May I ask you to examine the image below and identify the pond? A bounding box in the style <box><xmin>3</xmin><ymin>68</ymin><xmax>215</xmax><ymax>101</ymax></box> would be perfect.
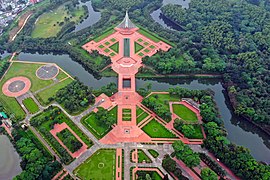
<box><xmin>17</xmin><ymin>52</ymin><xmax>270</xmax><ymax>163</ymax></box>
<box><xmin>0</xmin><ymin>135</ymin><xmax>22</xmax><ymax>180</ymax></box>
<box><xmin>74</xmin><ymin>1</ymin><xmax>101</xmax><ymax>32</ymax></box>
<box><xmin>151</xmin><ymin>0</ymin><xmax>190</xmax><ymax>31</ymax></box>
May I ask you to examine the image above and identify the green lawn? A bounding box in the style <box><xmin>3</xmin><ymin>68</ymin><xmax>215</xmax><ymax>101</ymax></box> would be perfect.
<box><xmin>136</xmin><ymin>107</ymin><xmax>144</xmax><ymax>116</ymax></box>
<box><xmin>31</xmin><ymin>4</ymin><xmax>86</xmax><ymax>38</ymax></box>
<box><xmin>138</xmin><ymin>29</ymin><xmax>160</xmax><ymax>43</ymax></box>
<box><xmin>81</xmin><ymin>106</ymin><xmax>117</xmax><ymax>139</ymax></box>
<box><xmin>93</xmin><ymin>28</ymin><xmax>116</xmax><ymax>42</ymax></box>
<box><xmin>74</xmin><ymin>149</ymin><xmax>116</xmax><ymax>180</ymax></box>
<box><xmin>142</xmin><ymin>119</ymin><xmax>176</xmax><ymax>138</ymax></box>
<box><xmin>36</xmin><ymin>78</ymin><xmax>73</xmax><ymax>105</ymax></box>
<box><xmin>172</xmin><ymin>104</ymin><xmax>198</xmax><ymax>122</ymax></box>
<box><xmin>148</xmin><ymin>149</ymin><xmax>159</xmax><ymax>158</ymax></box>
<box><xmin>138</xmin><ymin>52</ymin><xmax>144</xmax><ymax>57</ymax></box>
<box><xmin>104</xmin><ymin>48</ymin><xmax>110</xmax><ymax>53</ymax></box>
<box><xmin>82</xmin><ymin>113</ymin><xmax>111</xmax><ymax>139</ymax></box>
<box><xmin>55</xmin><ymin>70</ymin><xmax>68</xmax><ymax>81</ymax></box>
<box><xmin>22</xmin><ymin>98</ymin><xmax>39</xmax><ymax>114</ymax></box>
<box><xmin>137</xmin><ymin>112</ymin><xmax>149</xmax><ymax>124</ymax></box>
<box><xmin>109</xmin><ymin>42</ymin><xmax>119</xmax><ymax>53</ymax></box>
<box><xmin>144</xmin><ymin>49</ymin><xmax>150</xmax><ymax>53</ymax></box>
<box><xmin>135</xmin><ymin>42</ymin><xmax>144</xmax><ymax>53</ymax></box>
<box><xmin>147</xmin><ymin>93</ymin><xmax>179</xmax><ymax>115</ymax></box>
<box><xmin>0</xmin><ymin>62</ymin><xmax>57</xmax><ymax>121</ymax></box>
<box><xmin>122</xmin><ymin>108</ymin><xmax>132</xmax><ymax>121</ymax></box>
<box><xmin>99</xmin><ymin>44</ymin><xmax>105</xmax><ymax>48</ymax></box>
<box><xmin>138</xmin><ymin>149</ymin><xmax>152</xmax><ymax>163</ymax></box>
<box><xmin>183</xmin><ymin>125</ymin><xmax>204</xmax><ymax>139</ymax></box>
<box><xmin>137</xmin><ymin>26</ymin><xmax>176</xmax><ymax>47</ymax></box>
<box><xmin>105</xmin><ymin>41</ymin><xmax>110</xmax><ymax>46</ymax></box>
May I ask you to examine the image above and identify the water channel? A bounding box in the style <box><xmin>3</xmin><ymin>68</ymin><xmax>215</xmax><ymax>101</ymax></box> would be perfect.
<box><xmin>17</xmin><ymin>52</ymin><xmax>270</xmax><ymax>163</ymax></box>
<box><xmin>0</xmin><ymin>135</ymin><xmax>22</xmax><ymax>180</ymax></box>
<box><xmin>151</xmin><ymin>0</ymin><xmax>191</xmax><ymax>30</ymax></box>
<box><xmin>73</xmin><ymin>1</ymin><xmax>101</xmax><ymax>32</ymax></box>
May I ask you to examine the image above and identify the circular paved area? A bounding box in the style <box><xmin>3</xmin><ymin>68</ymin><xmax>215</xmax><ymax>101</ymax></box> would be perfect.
<box><xmin>2</xmin><ymin>77</ymin><xmax>31</xmax><ymax>97</ymax></box>
<box><xmin>36</xmin><ymin>64</ymin><xmax>59</xmax><ymax>80</ymax></box>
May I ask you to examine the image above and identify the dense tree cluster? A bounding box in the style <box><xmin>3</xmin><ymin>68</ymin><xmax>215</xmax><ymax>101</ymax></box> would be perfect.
<box><xmin>56</xmin><ymin>128</ymin><xmax>82</xmax><ymax>153</ymax></box>
<box><xmin>9</xmin><ymin>126</ymin><xmax>63</xmax><ymax>180</ymax></box>
<box><xmin>199</xmin><ymin>153</ymin><xmax>226</xmax><ymax>177</ymax></box>
<box><xmin>204</xmin><ymin>122</ymin><xmax>270</xmax><ymax>179</ymax></box>
<box><xmin>161</xmin><ymin>0</ymin><xmax>270</xmax><ymax>125</ymax></box>
<box><xmin>53</xmin><ymin>80</ymin><xmax>94</xmax><ymax>114</ymax></box>
<box><xmin>93</xmin><ymin>82</ymin><xmax>118</xmax><ymax>97</ymax></box>
<box><xmin>172</xmin><ymin>141</ymin><xmax>200</xmax><ymax>168</ymax></box>
<box><xmin>0</xmin><ymin>56</ymin><xmax>10</xmax><ymax>79</ymax></box>
<box><xmin>13</xmin><ymin>138</ymin><xmax>61</xmax><ymax>180</ymax></box>
<box><xmin>95</xmin><ymin>108</ymin><xmax>116</xmax><ymax>127</ymax></box>
<box><xmin>30</xmin><ymin>107</ymin><xmax>75</xmax><ymax>164</ymax></box>
<box><xmin>142</xmin><ymin>96</ymin><xmax>171</xmax><ymax>121</ymax></box>
<box><xmin>200</xmin><ymin>168</ymin><xmax>218</xmax><ymax>180</ymax></box>
<box><xmin>162</xmin><ymin>154</ymin><xmax>188</xmax><ymax>180</ymax></box>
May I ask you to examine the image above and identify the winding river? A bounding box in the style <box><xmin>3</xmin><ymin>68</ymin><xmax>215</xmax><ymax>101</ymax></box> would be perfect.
<box><xmin>0</xmin><ymin>135</ymin><xmax>22</xmax><ymax>180</ymax></box>
<box><xmin>151</xmin><ymin>0</ymin><xmax>191</xmax><ymax>30</ymax></box>
<box><xmin>74</xmin><ymin>1</ymin><xmax>101</xmax><ymax>32</ymax></box>
<box><xmin>17</xmin><ymin>52</ymin><xmax>270</xmax><ymax>163</ymax></box>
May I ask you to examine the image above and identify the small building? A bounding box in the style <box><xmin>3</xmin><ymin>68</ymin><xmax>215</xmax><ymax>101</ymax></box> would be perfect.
<box><xmin>0</xmin><ymin>112</ymin><xmax>8</xmax><ymax>119</ymax></box>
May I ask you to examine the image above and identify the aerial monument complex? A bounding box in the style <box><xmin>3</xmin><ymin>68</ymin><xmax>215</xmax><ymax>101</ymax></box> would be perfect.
<box><xmin>83</xmin><ymin>12</ymin><xmax>177</xmax><ymax>144</ymax></box>
<box><xmin>0</xmin><ymin>10</ymin><xmax>239</xmax><ymax>180</ymax></box>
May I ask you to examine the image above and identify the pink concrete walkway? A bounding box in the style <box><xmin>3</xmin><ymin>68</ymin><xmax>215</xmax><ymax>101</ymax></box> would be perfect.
<box><xmin>116</xmin><ymin>148</ymin><xmax>123</xmax><ymax>180</ymax></box>
<box><xmin>50</xmin><ymin>123</ymin><xmax>88</xmax><ymax>158</ymax></box>
<box><xmin>2</xmin><ymin>76</ymin><xmax>31</xmax><ymax>97</ymax></box>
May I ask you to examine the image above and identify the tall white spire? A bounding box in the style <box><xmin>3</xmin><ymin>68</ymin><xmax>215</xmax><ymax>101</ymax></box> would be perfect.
<box><xmin>117</xmin><ymin>11</ymin><xmax>137</xmax><ymax>29</ymax></box>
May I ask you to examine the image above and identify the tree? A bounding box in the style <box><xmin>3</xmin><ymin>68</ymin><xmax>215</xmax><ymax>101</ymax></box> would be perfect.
<box><xmin>201</xmin><ymin>168</ymin><xmax>218</xmax><ymax>180</ymax></box>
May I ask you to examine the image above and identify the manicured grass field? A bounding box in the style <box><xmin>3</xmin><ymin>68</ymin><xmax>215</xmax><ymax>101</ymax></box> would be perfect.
<box><xmin>0</xmin><ymin>62</ymin><xmax>57</xmax><ymax>121</ymax></box>
<box><xmin>138</xmin><ymin>149</ymin><xmax>152</xmax><ymax>163</ymax></box>
<box><xmin>147</xmin><ymin>94</ymin><xmax>179</xmax><ymax>118</ymax></box>
<box><xmin>148</xmin><ymin>149</ymin><xmax>159</xmax><ymax>158</ymax></box>
<box><xmin>172</xmin><ymin>104</ymin><xmax>198</xmax><ymax>122</ymax></box>
<box><xmin>99</xmin><ymin>44</ymin><xmax>105</xmax><ymax>48</ymax></box>
<box><xmin>57</xmin><ymin>128</ymin><xmax>82</xmax><ymax>153</ymax></box>
<box><xmin>138</xmin><ymin>29</ymin><xmax>160</xmax><ymax>43</ymax></box>
<box><xmin>82</xmin><ymin>113</ymin><xmax>111</xmax><ymax>139</ymax></box>
<box><xmin>185</xmin><ymin>124</ymin><xmax>204</xmax><ymax>139</ymax></box>
<box><xmin>81</xmin><ymin>106</ymin><xmax>117</xmax><ymax>139</ymax></box>
<box><xmin>135</xmin><ymin>42</ymin><xmax>144</xmax><ymax>53</ymax></box>
<box><xmin>109</xmin><ymin>42</ymin><xmax>119</xmax><ymax>53</ymax></box>
<box><xmin>22</xmin><ymin>98</ymin><xmax>39</xmax><ymax>114</ymax></box>
<box><xmin>104</xmin><ymin>48</ymin><xmax>110</xmax><ymax>53</ymax></box>
<box><xmin>94</xmin><ymin>29</ymin><xmax>116</xmax><ymax>42</ymax></box>
<box><xmin>74</xmin><ymin>149</ymin><xmax>116</xmax><ymax>180</ymax></box>
<box><xmin>36</xmin><ymin>78</ymin><xmax>73</xmax><ymax>105</ymax></box>
<box><xmin>122</xmin><ymin>108</ymin><xmax>131</xmax><ymax>121</ymax></box>
<box><xmin>137</xmin><ymin>111</ymin><xmax>149</xmax><ymax>124</ymax></box>
<box><xmin>138</xmin><ymin>52</ymin><xmax>144</xmax><ymax>57</ymax></box>
<box><xmin>136</xmin><ymin>107</ymin><xmax>144</xmax><ymax>116</ymax></box>
<box><xmin>142</xmin><ymin>119</ymin><xmax>176</xmax><ymax>138</ymax></box>
<box><xmin>55</xmin><ymin>70</ymin><xmax>68</xmax><ymax>81</ymax></box>
<box><xmin>31</xmin><ymin>4</ymin><xmax>86</xmax><ymax>38</ymax></box>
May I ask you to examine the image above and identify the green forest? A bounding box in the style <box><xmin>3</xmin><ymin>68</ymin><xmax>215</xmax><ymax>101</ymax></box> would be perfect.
<box><xmin>160</xmin><ymin>0</ymin><xmax>270</xmax><ymax>125</ymax></box>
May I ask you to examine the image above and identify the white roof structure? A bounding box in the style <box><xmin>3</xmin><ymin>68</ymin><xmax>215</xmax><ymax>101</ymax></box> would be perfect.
<box><xmin>117</xmin><ymin>11</ymin><xmax>137</xmax><ymax>29</ymax></box>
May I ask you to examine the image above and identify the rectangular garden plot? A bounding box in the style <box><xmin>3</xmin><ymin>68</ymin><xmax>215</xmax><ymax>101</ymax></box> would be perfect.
<box><xmin>51</xmin><ymin>123</ymin><xmax>87</xmax><ymax>158</ymax></box>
